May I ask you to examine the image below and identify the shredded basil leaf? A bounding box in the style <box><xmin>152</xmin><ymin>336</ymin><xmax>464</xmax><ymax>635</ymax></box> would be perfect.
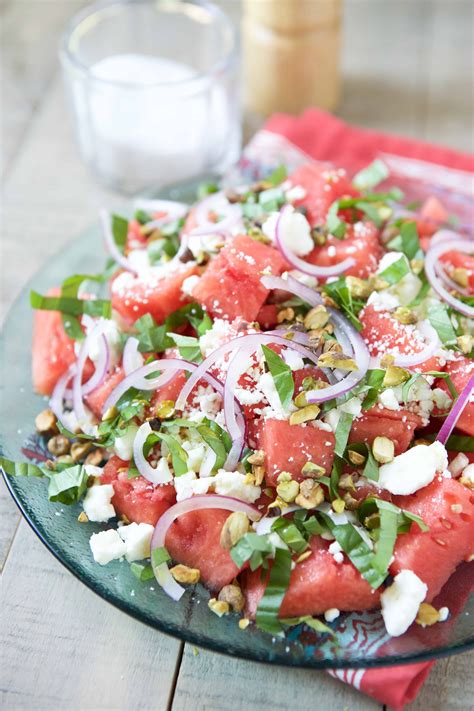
<box><xmin>427</xmin><ymin>301</ymin><xmax>458</xmax><ymax>346</ymax></box>
<box><xmin>353</xmin><ymin>160</ymin><xmax>389</xmax><ymax>191</ymax></box>
<box><xmin>152</xmin><ymin>546</ymin><xmax>171</xmax><ymax>567</ymax></box>
<box><xmin>168</xmin><ymin>333</ymin><xmax>202</xmax><ymax>363</ymax></box>
<box><xmin>377</xmin><ymin>255</ymin><xmax>410</xmax><ymax>285</ymax></box>
<box><xmin>326</xmin><ymin>201</ymin><xmax>347</xmax><ymax>239</ymax></box>
<box><xmin>111</xmin><ymin>214</ymin><xmax>128</xmax><ymax>251</ymax></box>
<box><xmin>271</xmin><ymin>518</ymin><xmax>309</xmax><ymax>554</ymax></box>
<box><xmin>334</xmin><ymin>412</ymin><xmax>354</xmax><ymax>457</ymax></box>
<box><xmin>30</xmin><ymin>291</ymin><xmax>112</xmax><ymax>319</ymax></box>
<box><xmin>1</xmin><ymin>456</ymin><xmax>45</xmax><ymax>478</ymax></box>
<box><xmin>387</xmin><ymin>221</ymin><xmax>420</xmax><ymax>260</ymax></box>
<box><xmin>266</xmin><ymin>164</ymin><xmax>287</xmax><ymax>186</ymax></box>
<box><xmin>47</xmin><ymin>465</ymin><xmax>89</xmax><ymax>504</ymax></box>
<box><xmin>144</xmin><ymin>432</ymin><xmax>188</xmax><ymax>477</ymax></box>
<box><xmin>134</xmin><ymin>303</ymin><xmax>211</xmax><ymax>354</ymax></box>
<box><xmin>256</xmin><ymin>548</ymin><xmax>292</xmax><ymax>635</ymax></box>
<box><xmin>130</xmin><ymin>562</ymin><xmax>155</xmax><ymax>581</ymax></box>
<box><xmin>323</xmin><ymin>278</ymin><xmax>364</xmax><ymax>331</ymax></box>
<box><xmin>196</xmin><ymin>423</ymin><xmax>228</xmax><ymax>470</ymax></box>
<box><xmin>261</xmin><ymin>344</ymin><xmax>295</xmax><ymax>409</ymax></box>
<box><xmin>259</xmin><ymin>187</ymin><xmax>285</xmax><ymax>213</ymax></box>
<box><xmin>230</xmin><ymin>532</ymin><xmax>274</xmax><ymax>570</ymax></box>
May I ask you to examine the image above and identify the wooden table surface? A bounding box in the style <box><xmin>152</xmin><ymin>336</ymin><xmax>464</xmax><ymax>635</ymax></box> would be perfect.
<box><xmin>1</xmin><ymin>1</ymin><xmax>473</xmax><ymax>709</ymax></box>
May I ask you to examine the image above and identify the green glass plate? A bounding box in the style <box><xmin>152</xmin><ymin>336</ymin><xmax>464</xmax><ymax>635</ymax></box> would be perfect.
<box><xmin>1</xmin><ymin>181</ymin><xmax>473</xmax><ymax>669</ymax></box>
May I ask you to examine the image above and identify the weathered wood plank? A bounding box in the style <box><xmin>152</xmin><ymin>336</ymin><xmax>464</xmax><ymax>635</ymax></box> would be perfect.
<box><xmin>409</xmin><ymin>651</ymin><xmax>474</xmax><ymax>710</ymax></box>
<box><xmin>1</xmin><ymin>521</ymin><xmax>182</xmax><ymax>709</ymax></box>
<box><xmin>171</xmin><ymin>644</ymin><xmax>381</xmax><ymax>711</ymax></box>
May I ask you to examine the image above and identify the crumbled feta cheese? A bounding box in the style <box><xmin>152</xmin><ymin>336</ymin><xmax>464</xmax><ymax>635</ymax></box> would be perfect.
<box><xmin>261</xmin><ymin>211</ymin><xmax>280</xmax><ymax>241</ymax></box>
<box><xmin>394</xmin><ymin>272</ymin><xmax>422</xmax><ymax>306</ymax></box>
<box><xmin>187</xmin><ymin>231</ymin><xmax>223</xmax><ymax>259</ymax></box>
<box><xmin>214</xmin><ymin>470</ymin><xmax>261</xmax><ymax>503</ymax></box>
<box><xmin>324</xmin><ymin>608</ymin><xmax>340</xmax><ymax>622</ymax></box>
<box><xmin>281</xmin><ymin>348</ymin><xmax>305</xmax><ymax>371</ymax></box>
<box><xmin>118</xmin><ymin>522</ymin><xmax>154</xmax><ymax>562</ymax></box>
<box><xmin>182</xmin><ymin>441</ymin><xmax>206</xmax><ymax>472</ymax></box>
<box><xmin>287</xmin><ymin>270</ymin><xmax>318</xmax><ymax>289</ymax></box>
<box><xmin>277</xmin><ymin>208</ymin><xmax>314</xmax><ymax>257</ymax></box>
<box><xmin>378</xmin><ymin>388</ymin><xmax>400</xmax><ymax>411</ymax></box>
<box><xmin>378</xmin><ymin>441</ymin><xmax>448</xmax><ymax>495</ymax></box>
<box><xmin>181</xmin><ymin>274</ymin><xmax>200</xmax><ymax>297</ymax></box>
<box><xmin>438</xmin><ymin>606</ymin><xmax>449</xmax><ymax>622</ymax></box>
<box><xmin>285</xmin><ymin>185</ymin><xmax>307</xmax><ymax>202</ymax></box>
<box><xmin>192</xmin><ymin>385</ymin><xmax>222</xmax><ymax>418</ymax></box>
<box><xmin>462</xmin><ymin>464</ymin><xmax>474</xmax><ymax>483</ymax></box>
<box><xmin>83</xmin><ymin>484</ymin><xmax>115</xmax><ymax>522</ymax></box>
<box><xmin>113</xmin><ymin>424</ymin><xmax>138</xmax><ymax>461</ymax></box>
<box><xmin>432</xmin><ymin>387</ymin><xmax>452</xmax><ymax>411</ymax></box>
<box><xmin>381</xmin><ymin>570</ymin><xmax>427</xmax><ymax>636</ymax></box>
<box><xmin>235</xmin><ymin>387</ymin><xmax>264</xmax><ymax>406</ymax></box>
<box><xmin>90</xmin><ymin>529</ymin><xmax>126</xmax><ymax>565</ymax></box>
<box><xmin>174</xmin><ymin>471</ymin><xmax>211</xmax><ymax>501</ymax></box>
<box><xmin>323</xmin><ymin>407</ymin><xmax>340</xmax><ymax>432</ymax></box>
<box><xmin>328</xmin><ymin>541</ymin><xmax>344</xmax><ymax>564</ymax></box>
<box><xmin>154</xmin><ymin>457</ymin><xmax>173</xmax><ymax>483</ymax></box>
<box><xmin>199</xmin><ymin>319</ymin><xmax>235</xmax><ymax>357</ymax></box>
<box><xmin>127</xmin><ymin>248</ymin><xmax>152</xmax><ymax>275</ymax></box>
<box><xmin>340</xmin><ymin>397</ymin><xmax>362</xmax><ymax>417</ymax></box>
<box><xmin>84</xmin><ymin>465</ymin><xmax>104</xmax><ymax>478</ymax></box>
<box><xmin>366</xmin><ymin>290</ymin><xmax>400</xmax><ymax>312</ymax></box>
<box><xmin>258</xmin><ymin>371</ymin><xmax>290</xmax><ymax>419</ymax></box>
<box><xmin>447</xmin><ymin>452</ymin><xmax>469</xmax><ymax>477</ymax></box>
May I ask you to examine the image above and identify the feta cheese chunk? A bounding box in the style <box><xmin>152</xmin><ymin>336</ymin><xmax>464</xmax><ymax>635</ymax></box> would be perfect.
<box><xmin>90</xmin><ymin>529</ymin><xmax>126</xmax><ymax>565</ymax></box>
<box><xmin>83</xmin><ymin>484</ymin><xmax>115</xmax><ymax>522</ymax></box>
<box><xmin>118</xmin><ymin>522</ymin><xmax>154</xmax><ymax>562</ymax></box>
<box><xmin>324</xmin><ymin>608</ymin><xmax>340</xmax><ymax>622</ymax></box>
<box><xmin>181</xmin><ymin>274</ymin><xmax>200</xmax><ymax>297</ymax></box>
<box><xmin>174</xmin><ymin>471</ymin><xmax>211</xmax><ymax>502</ymax></box>
<box><xmin>366</xmin><ymin>290</ymin><xmax>400</xmax><ymax>312</ymax></box>
<box><xmin>381</xmin><ymin>570</ymin><xmax>427</xmax><ymax>636</ymax></box>
<box><xmin>276</xmin><ymin>208</ymin><xmax>314</xmax><ymax>257</ymax></box>
<box><xmin>378</xmin><ymin>441</ymin><xmax>448</xmax><ymax>495</ymax></box>
<box><xmin>113</xmin><ymin>424</ymin><xmax>138</xmax><ymax>461</ymax></box>
<box><xmin>378</xmin><ymin>388</ymin><xmax>400</xmax><ymax>411</ymax></box>
<box><xmin>328</xmin><ymin>541</ymin><xmax>344</xmax><ymax>564</ymax></box>
<box><xmin>214</xmin><ymin>470</ymin><xmax>261</xmax><ymax>503</ymax></box>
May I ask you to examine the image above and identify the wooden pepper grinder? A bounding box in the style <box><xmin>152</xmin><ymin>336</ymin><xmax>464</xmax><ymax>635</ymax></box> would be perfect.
<box><xmin>243</xmin><ymin>0</ymin><xmax>342</xmax><ymax>116</ymax></box>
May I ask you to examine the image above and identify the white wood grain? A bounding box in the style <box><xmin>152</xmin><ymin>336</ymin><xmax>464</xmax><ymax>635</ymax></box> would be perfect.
<box><xmin>1</xmin><ymin>521</ymin><xmax>182</xmax><ymax>710</ymax></box>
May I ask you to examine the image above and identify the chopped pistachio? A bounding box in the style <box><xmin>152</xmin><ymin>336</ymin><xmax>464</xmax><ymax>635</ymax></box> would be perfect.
<box><xmin>155</xmin><ymin>399</ymin><xmax>175</xmax><ymax>419</ymax></box>
<box><xmin>322</xmin><ymin>294</ymin><xmax>338</xmax><ymax>309</ymax></box>
<box><xmin>346</xmin><ymin>276</ymin><xmax>371</xmax><ymax>299</ymax></box>
<box><xmin>322</xmin><ymin>339</ymin><xmax>343</xmax><ymax>354</ymax></box>
<box><xmin>348</xmin><ymin>449</ymin><xmax>366</xmax><ymax>466</ymax></box>
<box><xmin>102</xmin><ymin>405</ymin><xmax>118</xmax><ymax>422</ymax></box>
<box><xmin>47</xmin><ymin>434</ymin><xmax>71</xmax><ymax>457</ymax></box>
<box><xmin>277</xmin><ymin>471</ymin><xmax>292</xmax><ymax>483</ymax></box>
<box><xmin>380</xmin><ymin>353</ymin><xmax>395</xmax><ymax>368</ymax></box>
<box><xmin>218</xmin><ymin>584</ymin><xmax>245</xmax><ymax>612</ymax></box>
<box><xmin>239</xmin><ymin>618</ymin><xmax>250</xmax><ymax>630</ymax></box>
<box><xmin>56</xmin><ymin>454</ymin><xmax>74</xmax><ymax>465</ymax></box>
<box><xmin>77</xmin><ymin>511</ymin><xmax>89</xmax><ymax>523</ymax></box>
<box><xmin>220</xmin><ymin>511</ymin><xmax>250</xmax><ymax>549</ymax></box>
<box><xmin>364</xmin><ymin>513</ymin><xmax>380</xmax><ymax>530</ymax></box>
<box><xmin>410</xmin><ymin>258</ymin><xmax>424</xmax><ymax>275</ymax></box>
<box><xmin>393</xmin><ymin>306</ymin><xmax>417</xmax><ymax>325</ymax></box>
<box><xmin>369</xmin><ymin>275</ymin><xmax>390</xmax><ymax>291</ymax></box>
<box><xmin>247</xmin><ymin>450</ymin><xmax>265</xmax><ymax>466</ymax></box>
<box><xmin>459</xmin><ymin>475</ymin><xmax>474</xmax><ymax>490</ymax></box>
<box><xmin>295</xmin><ymin>550</ymin><xmax>313</xmax><ymax>563</ymax></box>
<box><xmin>450</xmin><ymin>267</ymin><xmax>469</xmax><ymax>289</ymax></box>
<box><xmin>294</xmin><ymin>391</ymin><xmax>308</xmax><ymax>408</ymax></box>
<box><xmin>289</xmin><ymin>404</ymin><xmax>320</xmax><ymax>426</ymax></box>
<box><xmin>252</xmin><ymin>465</ymin><xmax>265</xmax><ymax>486</ymax></box>
<box><xmin>416</xmin><ymin>603</ymin><xmax>441</xmax><ymax>627</ymax></box>
<box><xmin>383</xmin><ymin>365</ymin><xmax>410</xmax><ymax>387</ymax></box>
<box><xmin>342</xmin><ymin>492</ymin><xmax>360</xmax><ymax>510</ymax></box>
<box><xmin>170</xmin><ymin>564</ymin><xmax>201</xmax><ymax>585</ymax></box>
<box><xmin>413</xmin><ymin>438</ymin><xmax>432</xmax><ymax>447</ymax></box>
<box><xmin>372</xmin><ymin>436</ymin><xmax>395</xmax><ymax>464</ymax></box>
<box><xmin>304</xmin><ymin>305</ymin><xmax>329</xmax><ymax>330</ymax></box>
<box><xmin>318</xmin><ymin>352</ymin><xmax>357</xmax><ymax>371</ymax></box>
<box><xmin>243</xmin><ymin>473</ymin><xmax>256</xmax><ymax>486</ymax></box>
<box><xmin>277</xmin><ymin>307</ymin><xmax>295</xmax><ymax>323</ymax></box>
<box><xmin>295</xmin><ymin>480</ymin><xmax>324</xmax><ymax>509</ymax></box>
<box><xmin>208</xmin><ymin>598</ymin><xmax>229</xmax><ymax>617</ymax></box>
<box><xmin>276</xmin><ymin>479</ymin><xmax>300</xmax><ymax>503</ymax></box>
<box><xmin>332</xmin><ymin>499</ymin><xmax>345</xmax><ymax>514</ymax></box>
<box><xmin>302</xmin><ymin>376</ymin><xmax>327</xmax><ymax>391</ymax></box>
<box><xmin>338</xmin><ymin>473</ymin><xmax>355</xmax><ymax>490</ymax></box>
<box><xmin>70</xmin><ymin>441</ymin><xmax>93</xmax><ymax>463</ymax></box>
<box><xmin>457</xmin><ymin>334</ymin><xmax>474</xmax><ymax>355</ymax></box>
<box><xmin>35</xmin><ymin>409</ymin><xmax>58</xmax><ymax>436</ymax></box>
<box><xmin>311</xmin><ymin>227</ymin><xmax>326</xmax><ymax>245</ymax></box>
<box><xmin>301</xmin><ymin>461</ymin><xmax>325</xmax><ymax>478</ymax></box>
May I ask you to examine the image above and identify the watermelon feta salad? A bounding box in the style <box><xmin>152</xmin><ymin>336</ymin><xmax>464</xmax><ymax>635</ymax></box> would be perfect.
<box><xmin>3</xmin><ymin>160</ymin><xmax>474</xmax><ymax>641</ymax></box>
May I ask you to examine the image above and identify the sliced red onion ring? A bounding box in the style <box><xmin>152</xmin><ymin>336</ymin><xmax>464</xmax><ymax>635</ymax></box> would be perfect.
<box><xmin>274</xmin><ymin>205</ymin><xmax>355</xmax><ymax>278</ymax></box>
<box><xmin>151</xmin><ymin>495</ymin><xmax>261</xmax><ymax>600</ymax></box>
<box><xmin>72</xmin><ymin>324</ymin><xmax>105</xmax><ymax>435</ymax></box>
<box><xmin>81</xmin><ymin>335</ymin><xmax>110</xmax><ymax>395</ymax></box>
<box><xmin>435</xmin><ymin>261</ymin><xmax>469</xmax><ymax>296</ymax></box>
<box><xmin>425</xmin><ymin>237</ymin><xmax>474</xmax><ymax>318</ymax></box>
<box><xmin>133</xmin><ymin>199</ymin><xmax>188</xmax><ymax>228</ymax></box>
<box><xmin>50</xmin><ymin>365</ymin><xmax>76</xmax><ymax>426</ymax></box>
<box><xmin>223</xmin><ymin>345</ymin><xmax>254</xmax><ymax>470</ymax></box>
<box><xmin>373</xmin><ymin>321</ymin><xmax>440</xmax><ymax>369</ymax></box>
<box><xmin>100</xmin><ymin>209</ymin><xmax>137</xmax><ymax>274</ymax></box>
<box><xmin>436</xmin><ymin>374</ymin><xmax>474</xmax><ymax>445</ymax></box>
<box><xmin>133</xmin><ymin>421</ymin><xmax>173</xmax><ymax>485</ymax></box>
<box><xmin>193</xmin><ymin>191</ymin><xmax>242</xmax><ymax>235</ymax></box>
<box><xmin>122</xmin><ymin>337</ymin><xmax>144</xmax><ymax>375</ymax></box>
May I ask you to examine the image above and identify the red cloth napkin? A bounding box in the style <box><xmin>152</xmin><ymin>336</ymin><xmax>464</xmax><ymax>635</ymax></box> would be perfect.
<box><xmin>240</xmin><ymin>108</ymin><xmax>474</xmax><ymax>710</ymax></box>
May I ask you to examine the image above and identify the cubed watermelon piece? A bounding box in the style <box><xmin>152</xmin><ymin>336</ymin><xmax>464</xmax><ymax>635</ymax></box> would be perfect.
<box><xmin>256</xmin><ymin>304</ymin><xmax>279</xmax><ymax>329</ymax></box>
<box><xmin>288</xmin><ymin>164</ymin><xmax>359</xmax><ymax>227</ymax></box>
<box><xmin>255</xmin><ymin>418</ymin><xmax>335</xmax><ymax>486</ymax></box>
<box><xmin>192</xmin><ymin>235</ymin><xmax>288</xmax><ymax>322</ymax></box>
<box><xmin>439</xmin><ymin>250</ymin><xmax>474</xmax><ymax>294</ymax></box>
<box><xmin>416</xmin><ymin>197</ymin><xmax>449</xmax><ymax>243</ymax></box>
<box><xmin>85</xmin><ymin>367</ymin><xmax>125</xmax><ymax>418</ymax></box>
<box><xmin>307</xmin><ymin>222</ymin><xmax>383</xmax><ymax>280</ymax></box>
<box><xmin>435</xmin><ymin>355</ymin><xmax>474</xmax><ymax>436</ymax></box>
<box><xmin>242</xmin><ymin>536</ymin><xmax>381</xmax><ymax>619</ymax></box>
<box><xmin>166</xmin><ymin>509</ymin><xmax>242</xmax><ymax>591</ymax></box>
<box><xmin>391</xmin><ymin>478</ymin><xmax>474</xmax><ymax>600</ymax></box>
<box><xmin>101</xmin><ymin>456</ymin><xmax>176</xmax><ymax>525</ymax></box>
<box><xmin>349</xmin><ymin>407</ymin><xmax>422</xmax><ymax>455</ymax></box>
<box><xmin>111</xmin><ymin>264</ymin><xmax>199</xmax><ymax>326</ymax></box>
<box><xmin>126</xmin><ymin>220</ymin><xmax>147</xmax><ymax>251</ymax></box>
<box><xmin>359</xmin><ymin>304</ymin><xmax>441</xmax><ymax>372</ymax></box>
<box><xmin>32</xmin><ymin>287</ymin><xmax>77</xmax><ymax>396</ymax></box>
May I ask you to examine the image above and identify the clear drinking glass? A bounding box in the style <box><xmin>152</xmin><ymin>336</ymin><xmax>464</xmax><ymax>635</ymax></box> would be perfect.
<box><xmin>60</xmin><ymin>0</ymin><xmax>241</xmax><ymax>194</ymax></box>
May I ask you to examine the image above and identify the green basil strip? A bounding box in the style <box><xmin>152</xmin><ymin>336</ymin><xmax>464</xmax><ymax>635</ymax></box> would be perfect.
<box><xmin>363</xmin><ymin>446</ymin><xmax>379</xmax><ymax>481</ymax></box>
<box><xmin>423</xmin><ymin>432</ymin><xmax>474</xmax><ymax>452</ymax></box>
<box><xmin>266</xmin><ymin>164</ymin><xmax>287</xmax><ymax>186</ymax></box>
<box><xmin>334</xmin><ymin>412</ymin><xmax>354</xmax><ymax>457</ymax></box>
<box><xmin>372</xmin><ymin>506</ymin><xmax>398</xmax><ymax>573</ymax></box>
<box><xmin>320</xmin><ymin>513</ymin><xmax>385</xmax><ymax>589</ymax></box>
<box><xmin>1</xmin><ymin>456</ymin><xmax>45</xmax><ymax>478</ymax></box>
<box><xmin>281</xmin><ymin>616</ymin><xmax>336</xmax><ymax>637</ymax></box>
<box><xmin>256</xmin><ymin>548</ymin><xmax>292</xmax><ymax>635</ymax></box>
<box><xmin>352</xmin><ymin>160</ymin><xmax>389</xmax><ymax>190</ymax></box>
<box><xmin>230</xmin><ymin>532</ymin><xmax>274</xmax><ymax>570</ymax></box>
<box><xmin>168</xmin><ymin>333</ymin><xmax>202</xmax><ymax>363</ymax></box>
<box><xmin>356</xmin><ymin>201</ymin><xmax>383</xmax><ymax>228</ymax></box>
<box><xmin>112</xmin><ymin>214</ymin><xmax>128</xmax><ymax>251</ymax></box>
<box><xmin>30</xmin><ymin>291</ymin><xmax>112</xmax><ymax>319</ymax></box>
<box><xmin>323</xmin><ymin>278</ymin><xmax>363</xmax><ymax>331</ymax></box>
<box><xmin>261</xmin><ymin>343</ymin><xmax>295</xmax><ymax>409</ymax></box>
<box><xmin>152</xmin><ymin>546</ymin><xmax>171</xmax><ymax>568</ymax></box>
<box><xmin>130</xmin><ymin>562</ymin><xmax>155</xmax><ymax>581</ymax></box>
<box><xmin>196</xmin><ymin>424</ymin><xmax>228</xmax><ymax>470</ymax></box>
<box><xmin>271</xmin><ymin>518</ymin><xmax>309</xmax><ymax>554</ymax></box>
<box><xmin>378</xmin><ymin>255</ymin><xmax>410</xmax><ymax>285</ymax></box>
<box><xmin>387</xmin><ymin>221</ymin><xmax>420</xmax><ymax>260</ymax></box>
<box><xmin>427</xmin><ymin>301</ymin><xmax>458</xmax><ymax>346</ymax></box>
<box><xmin>47</xmin><ymin>465</ymin><xmax>89</xmax><ymax>504</ymax></box>
<box><xmin>360</xmin><ymin>369</ymin><xmax>385</xmax><ymax>410</ymax></box>
<box><xmin>144</xmin><ymin>432</ymin><xmax>188</xmax><ymax>477</ymax></box>
<box><xmin>326</xmin><ymin>201</ymin><xmax>347</xmax><ymax>239</ymax></box>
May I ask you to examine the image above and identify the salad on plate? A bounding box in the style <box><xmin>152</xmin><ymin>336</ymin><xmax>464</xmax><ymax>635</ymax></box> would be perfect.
<box><xmin>2</xmin><ymin>160</ymin><xmax>473</xmax><ymax>641</ymax></box>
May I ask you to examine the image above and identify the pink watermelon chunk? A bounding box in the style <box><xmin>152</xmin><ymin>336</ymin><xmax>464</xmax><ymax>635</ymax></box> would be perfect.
<box><xmin>255</xmin><ymin>418</ymin><xmax>335</xmax><ymax>486</ymax></box>
<box><xmin>166</xmin><ymin>509</ymin><xmax>242</xmax><ymax>591</ymax></box>
<box><xmin>111</xmin><ymin>264</ymin><xmax>199</xmax><ymax>326</ymax></box>
<box><xmin>85</xmin><ymin>367</ymin><xmax>125</xmax><ymax>418</ymax></box>
<box><xmin>359</xmin><ymin>304</ymin><xmax>442</xmax><ymax>373</ymax></box>
<box><xmin>349</xmin><ymin>407</ymin><xmax>423</xmax><ymax>455</ymax></box>
<box><xmin>288</xmin><ymin>163</ymin><xmax>359</xmax><ymax>226</ymax></box>
<box><xmin>101</xmin><ymin>456</ymin><xmax>176</xmax><ymax>525</ymax></box>
<box><xmin>391</xmin><ymin>478</ymin><xmax>474</xmax><ymax>600</ymax></box>
<box><xmin>242</xmin><ymin>536</ymin><xmax>381</xmax><ymax>619</ymax></box>
<box><xmin>307</xmin><ymin>222</ymin><xmax>383</xmax><ymax>280</ymax></box>
<box><xmin>32</xmin><ymin>287</ymin><xmax>77</xmax><ymax>396</ymax></box>
<box><xmin>192</xmin><ymin>235</ymin><xmax>288</xmax><ymax>322</ymax></box>
<box><xmin>435</xmin><ymin>356</ymin><xmax>474</xmax><ymax>436</ymax></box>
